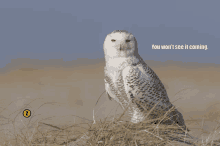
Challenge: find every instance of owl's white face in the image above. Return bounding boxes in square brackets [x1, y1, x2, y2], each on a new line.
[103, 31, 138, 60]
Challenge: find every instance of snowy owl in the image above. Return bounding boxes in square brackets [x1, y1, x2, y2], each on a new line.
[103, 30, 187, 130]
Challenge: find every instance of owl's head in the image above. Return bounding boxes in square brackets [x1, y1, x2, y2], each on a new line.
[103, 30, 139, 60]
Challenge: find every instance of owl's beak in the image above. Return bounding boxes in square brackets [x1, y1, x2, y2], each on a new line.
[120, 44, 122, 51]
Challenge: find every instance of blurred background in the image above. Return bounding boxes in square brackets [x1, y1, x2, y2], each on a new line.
[0, 0, 219, 142]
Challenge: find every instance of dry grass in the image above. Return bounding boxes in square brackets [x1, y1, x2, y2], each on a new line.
[1, 106, 220, 146]
[1, 94, 220, 146]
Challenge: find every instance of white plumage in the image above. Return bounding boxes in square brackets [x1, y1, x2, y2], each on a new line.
[103, 30, 187, 129]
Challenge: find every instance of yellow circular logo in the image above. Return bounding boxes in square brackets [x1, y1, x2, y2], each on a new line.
[23, 109, 31, 118]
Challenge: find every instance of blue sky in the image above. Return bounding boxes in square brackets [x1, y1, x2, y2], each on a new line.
[0, 0, 219, 68]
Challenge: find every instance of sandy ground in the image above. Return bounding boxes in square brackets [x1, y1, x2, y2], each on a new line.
[0, 58, 220, 143]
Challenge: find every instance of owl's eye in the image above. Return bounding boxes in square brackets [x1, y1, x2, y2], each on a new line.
[111, 39, 116, 42]
[126, 40, 130, 42]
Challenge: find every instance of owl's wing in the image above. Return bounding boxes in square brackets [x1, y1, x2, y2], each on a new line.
[121, 64, 172, 113]
[107, 93, 112, 100]
[121, 64, 187, 128]
[104, 66, 112, 101]
[104, 78, 112, 100]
